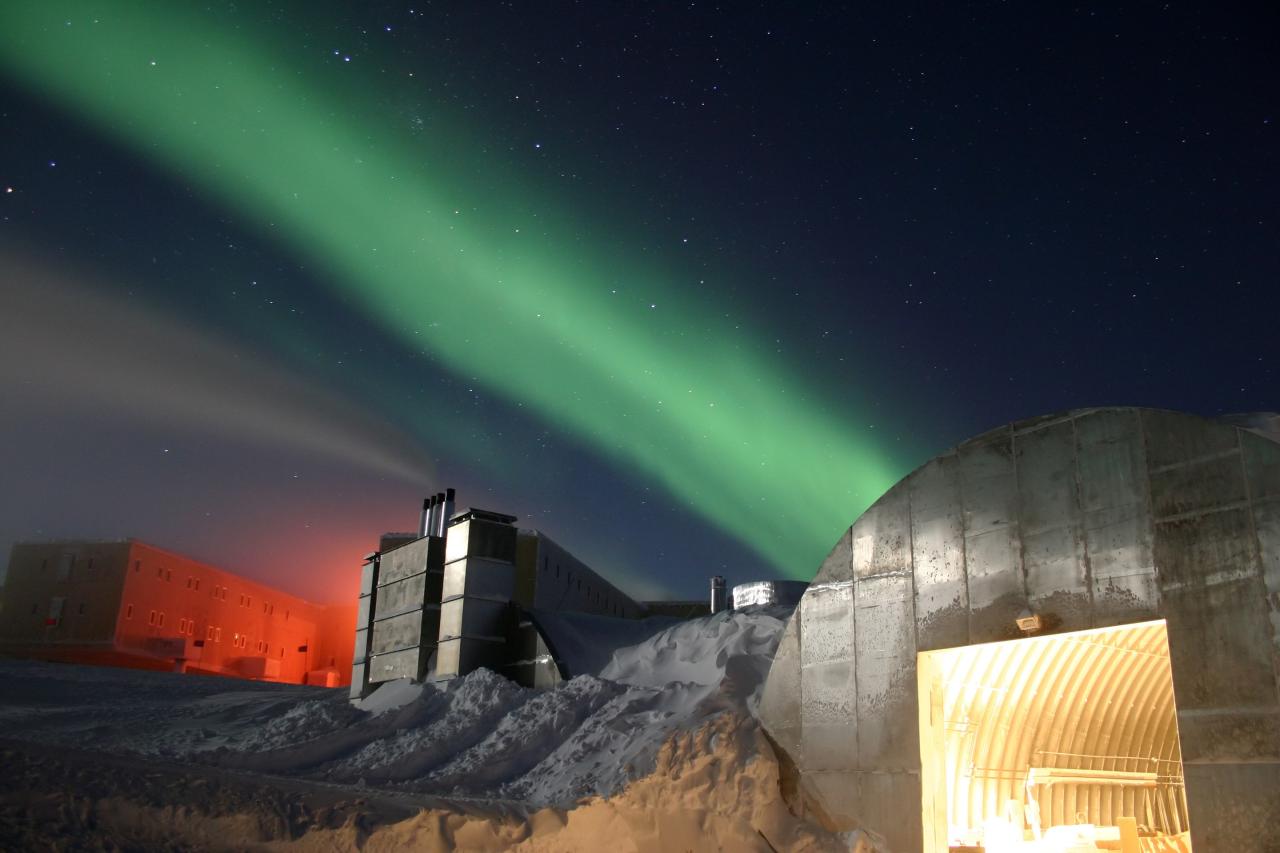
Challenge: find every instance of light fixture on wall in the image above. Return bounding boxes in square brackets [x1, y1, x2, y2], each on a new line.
[1015, 610, 1043, 634]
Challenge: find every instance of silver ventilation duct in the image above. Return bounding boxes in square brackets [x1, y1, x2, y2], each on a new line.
[710, 575, 728, 614]
[440, 488, 456, 535]
[432, 491, 446, 537]
[424, 494, 440, 535]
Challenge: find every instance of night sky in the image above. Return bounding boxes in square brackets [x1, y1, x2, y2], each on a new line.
[1, 2, 1275, 604]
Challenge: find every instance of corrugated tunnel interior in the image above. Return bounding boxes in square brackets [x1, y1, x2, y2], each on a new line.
[917, 620, 1192, 852]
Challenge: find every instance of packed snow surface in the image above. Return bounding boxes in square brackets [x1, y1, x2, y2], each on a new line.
[0, 607, 793, 807]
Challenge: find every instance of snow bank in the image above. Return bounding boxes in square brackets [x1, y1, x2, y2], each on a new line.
[0, 608, 794, 807]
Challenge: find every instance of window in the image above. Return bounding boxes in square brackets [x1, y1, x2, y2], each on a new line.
[133, 560, 140, 572]
[157, 567, 164, 579]
[78, 603, 85, 615]
[57, 554, 74, 581]
[178, 617, 185, 632]
[206, 626, 214, 640]
[269, 603, 274, 615]
[126, 604, 134, 620]
[165, 569, 172, 582]
[157, 612, 165, 627]
[148, 610, 157, 626]
[186, 577, 192, 589]
[194, 578, 200, 591]
[87, 558, 94, 571]
[245, 596, 251, 608]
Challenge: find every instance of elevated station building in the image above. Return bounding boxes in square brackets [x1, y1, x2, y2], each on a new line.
[0, 538, 355, 685]
[353, 492, 656, 696]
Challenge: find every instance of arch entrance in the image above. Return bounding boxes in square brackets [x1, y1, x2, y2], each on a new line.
[917, 620, 1192, 852]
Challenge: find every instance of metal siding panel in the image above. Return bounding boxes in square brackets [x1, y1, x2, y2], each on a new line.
[374, 572, 427, 619]
[965, 525, 1025, 642]
[812, 527, 852, 584]
[1254, 499, 1280, 663]
[1242, 430, 1280, 501]
[1164, 579, 1275, 711]
[1143, 408, 1238, 469]
[800, 582, 854, 666]
[1085, 505, 1159, 622]
[855, 574, 917, 769]
[857, 771, 923, 853]
[1154, 507, 1259, 591]
[855, 488, 911, 579]
[368, 646, 425, 683]
[1185, 763, 1280, 852]
[379, 539, 431, 585]
[911, 454, 969, 651]
[370, 610, 423, 656]
[800, 660, 858, 770]
[438, 599, 464, 639]
[1075, 409, 1146, 513]
[759, 615, 802, 756]
[959, 429, 1018, 536]
[1149, 453, 1248, 520]
[1016, 420, 1079, 535]
[435, 637, 462, 679]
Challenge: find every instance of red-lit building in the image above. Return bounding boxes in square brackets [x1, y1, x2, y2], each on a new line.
[0, 539, 354, 685]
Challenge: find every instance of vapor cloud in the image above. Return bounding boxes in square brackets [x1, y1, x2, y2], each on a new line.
[0, 251, 433, 483]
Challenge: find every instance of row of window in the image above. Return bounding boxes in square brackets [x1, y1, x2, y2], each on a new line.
[540, 556, 625, 616]
[123, 605, 286, 657]
[132, 565, 290, 619]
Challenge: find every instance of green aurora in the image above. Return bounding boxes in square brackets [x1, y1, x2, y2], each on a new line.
[0, 2, 909, 578]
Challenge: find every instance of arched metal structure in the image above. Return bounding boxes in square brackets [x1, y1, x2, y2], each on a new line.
[757, 407, 1280, 851]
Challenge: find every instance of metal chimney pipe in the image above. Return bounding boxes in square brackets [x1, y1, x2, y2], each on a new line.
[440, 488, 456, 535]
[424, 494, 440, 535]
[432, 491, 446, 537]
[425, 494, 439, 538]
[710, 575, 727, 614]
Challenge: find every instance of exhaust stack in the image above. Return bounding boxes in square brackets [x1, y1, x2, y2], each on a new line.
[710, 575, 728, 614]
[424, 494, 440, 535]
[432, 492, 446, 537]
[426, 494, 440, 538]
[439, 488, 456, 535]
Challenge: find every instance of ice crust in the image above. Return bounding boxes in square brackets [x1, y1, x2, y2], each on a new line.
[0, 607, 792, 807]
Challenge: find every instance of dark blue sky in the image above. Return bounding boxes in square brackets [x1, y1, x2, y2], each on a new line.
[1, 2, 1275, 603]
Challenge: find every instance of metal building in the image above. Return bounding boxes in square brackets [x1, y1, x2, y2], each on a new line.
[731, 579, 809, 610]
[351, 493, 649, 698]
[757, 407, 1280, 852]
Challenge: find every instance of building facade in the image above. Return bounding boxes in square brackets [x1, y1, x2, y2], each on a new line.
[1, 539, 354, 685]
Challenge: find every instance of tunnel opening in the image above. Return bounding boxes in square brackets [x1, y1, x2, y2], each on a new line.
[917, 620, 1192, 852]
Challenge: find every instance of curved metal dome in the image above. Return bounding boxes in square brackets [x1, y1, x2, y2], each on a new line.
[757, 407, 1280, 851]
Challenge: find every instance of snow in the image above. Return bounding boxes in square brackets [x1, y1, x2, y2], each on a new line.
[1, 606, 864, 850]
[0, 608, 792, 805]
